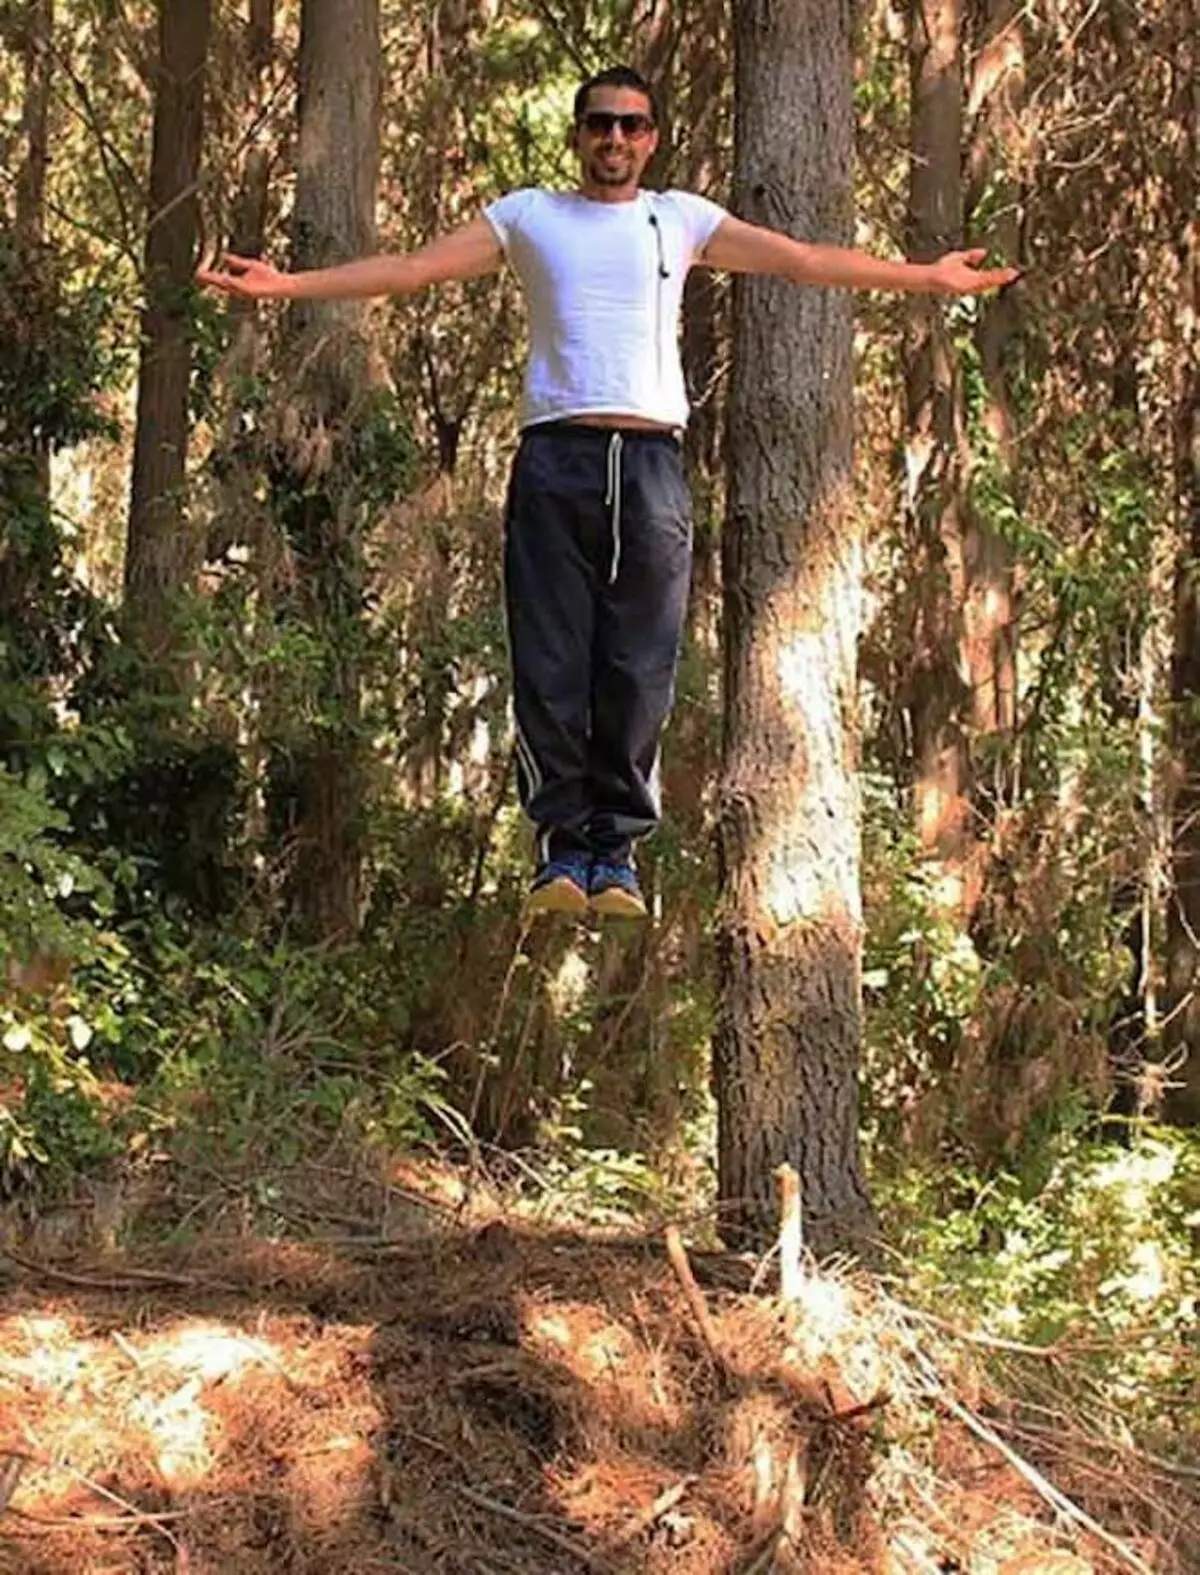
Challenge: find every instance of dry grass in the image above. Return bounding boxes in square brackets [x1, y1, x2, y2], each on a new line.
[0, 1163, 1195, 1574]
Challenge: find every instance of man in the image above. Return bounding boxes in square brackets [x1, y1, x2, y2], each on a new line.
[199, 65, 1017, 922]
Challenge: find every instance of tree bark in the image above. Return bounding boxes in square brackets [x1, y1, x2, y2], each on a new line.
[714, 0, 876, 1257]
[266, 0, 381, 943]
[14, 0, 52, 256]
[902, 0, 972, 891]
[965, 0, 1022, 752]
[1165, 0, 1200, 1124]
[124, 0, 212, 668]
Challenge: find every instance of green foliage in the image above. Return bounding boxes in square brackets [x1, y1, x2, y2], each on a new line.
[882, 1125, 1200, 1420]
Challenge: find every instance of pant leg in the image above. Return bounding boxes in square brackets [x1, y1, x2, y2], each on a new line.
[587, 436, 693, 859]
[504, 429, 604, 860]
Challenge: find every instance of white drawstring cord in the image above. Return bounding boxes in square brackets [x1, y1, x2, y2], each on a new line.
[605, 431, 624, 584]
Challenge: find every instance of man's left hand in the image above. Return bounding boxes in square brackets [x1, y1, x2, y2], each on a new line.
[926, 248, 1021, 295]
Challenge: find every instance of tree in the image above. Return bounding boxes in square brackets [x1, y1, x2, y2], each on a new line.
[901, 0, 972, 901]
[714, 0, 876, 1255]
[1165, 0, 1200, 1124]
[124, 0, 213, 668]
[264, 0, 382, 942]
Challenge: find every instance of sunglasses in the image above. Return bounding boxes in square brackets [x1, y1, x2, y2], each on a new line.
[579, 110, 655, 139]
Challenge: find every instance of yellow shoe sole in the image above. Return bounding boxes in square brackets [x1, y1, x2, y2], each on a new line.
[523, 875, 589, 919]
[588, 885, 648, 919]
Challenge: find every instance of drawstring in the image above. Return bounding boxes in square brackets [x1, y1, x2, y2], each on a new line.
[604, 431, 624, 585]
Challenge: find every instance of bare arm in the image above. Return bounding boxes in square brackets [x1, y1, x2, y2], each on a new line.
[196, 216, 503, 301]
[701, 214, 1019, 295]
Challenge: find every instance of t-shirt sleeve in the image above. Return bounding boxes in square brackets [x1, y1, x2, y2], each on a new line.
[669, 190, 729, 260]
[482, 188, 536, 255]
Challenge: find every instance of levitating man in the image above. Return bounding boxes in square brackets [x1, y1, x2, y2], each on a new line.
[199, 65, 1017, 921]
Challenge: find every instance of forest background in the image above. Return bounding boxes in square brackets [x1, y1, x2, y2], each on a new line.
[0, 0, 1197, 1527]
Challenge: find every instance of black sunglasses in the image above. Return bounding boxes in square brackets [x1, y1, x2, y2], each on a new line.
[579, 110, 655, 139]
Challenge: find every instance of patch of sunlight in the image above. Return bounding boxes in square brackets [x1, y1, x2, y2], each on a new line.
[1087, 1138, 1176, 1202]
[4, 1316, 87, 1389]
[448, 758, 464, 794]
[1099, 1239, 1166, 1304]
[547, 947, 590, 1017]
[793, 1272, 850, 1348]
[776, 631, 824, 713]
[148, 1319, 280, 1382]
[130, 1375, 213, 1487]
[765, 853, 824, 927]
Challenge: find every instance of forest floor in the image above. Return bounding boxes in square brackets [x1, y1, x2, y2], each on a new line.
[0, 1155, 1194, 1575]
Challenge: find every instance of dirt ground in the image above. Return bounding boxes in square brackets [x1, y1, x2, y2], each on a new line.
[0, 1165, 1194, 1574]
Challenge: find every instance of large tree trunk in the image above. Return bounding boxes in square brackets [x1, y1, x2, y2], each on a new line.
[902, 0, 972, 895]
[124, 0, 212, 667]
[265, 0, 380, 943]
[1165, 0, 1200, 1125]
[714, 0, 875, 1257]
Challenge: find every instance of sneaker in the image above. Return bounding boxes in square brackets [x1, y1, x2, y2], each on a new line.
[588, 857, 647, 918]
[523, 852, 590, 918]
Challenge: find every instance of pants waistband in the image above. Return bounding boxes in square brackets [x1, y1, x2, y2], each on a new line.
[521, 419, 681, 448]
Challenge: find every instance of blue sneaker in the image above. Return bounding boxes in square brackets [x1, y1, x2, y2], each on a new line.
[524, 852, 590, 918]
[588, 857, 647, 918]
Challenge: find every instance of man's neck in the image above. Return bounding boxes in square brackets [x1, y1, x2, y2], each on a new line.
[577, 181, 642, 204]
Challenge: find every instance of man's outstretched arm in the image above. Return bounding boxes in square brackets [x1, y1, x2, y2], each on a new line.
[196, 216, 503, 301]
[702, 214, 1019, 295]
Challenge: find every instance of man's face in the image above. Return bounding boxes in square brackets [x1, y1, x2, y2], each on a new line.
[573, 85, 659, 192]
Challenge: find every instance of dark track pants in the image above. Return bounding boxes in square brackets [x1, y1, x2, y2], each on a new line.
[504, 421, 693, 864]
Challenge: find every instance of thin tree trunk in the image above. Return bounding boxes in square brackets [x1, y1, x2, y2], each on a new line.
[266, 0, 380, 943]
[0, 0, 55, 675]
[124, 0, 212, 668]
[965, 0, 1021, 756]
[714, 0, 876, 1257]
[903, 0, 972, 891]
[1165, 0, 1200, 1124]
[14, 0, 52, 256]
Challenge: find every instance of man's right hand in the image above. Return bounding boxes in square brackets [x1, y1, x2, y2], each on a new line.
[196, 252, 294, 299]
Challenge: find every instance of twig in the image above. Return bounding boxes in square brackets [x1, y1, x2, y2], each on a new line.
[775, 1163, 802, 1303]
[609, 1476, 695, 1550]
[0, 1247, 238, 1294]
[664, 1226, 731, 1379]
[457, 1485, 607, 1572]
[0, 1454, 26, 1515]
[6, 1507, 186, 1531]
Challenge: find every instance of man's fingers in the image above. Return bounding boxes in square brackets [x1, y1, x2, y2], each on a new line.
[963, 247, 989, 265]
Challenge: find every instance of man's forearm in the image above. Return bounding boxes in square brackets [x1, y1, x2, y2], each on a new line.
[785, 242, 934, 293]
[277, 253, 422, 300]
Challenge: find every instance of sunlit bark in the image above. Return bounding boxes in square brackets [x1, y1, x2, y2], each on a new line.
[714, 0, 876, 1256]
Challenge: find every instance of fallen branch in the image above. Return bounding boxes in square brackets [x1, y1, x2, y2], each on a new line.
[913, 1350, 1156, 1575]
[457, 1484, 607, 1572]
[664, 1226, 731, 1379]
[0, 1247, 238, 1294]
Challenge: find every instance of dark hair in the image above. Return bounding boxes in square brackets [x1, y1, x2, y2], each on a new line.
[573, 65, 657, 125]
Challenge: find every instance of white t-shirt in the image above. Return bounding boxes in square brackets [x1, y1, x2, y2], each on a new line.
[483, 187, 727, 429]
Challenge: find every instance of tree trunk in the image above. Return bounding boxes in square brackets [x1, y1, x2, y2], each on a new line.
[903, 0, 972, 893]
[714, 0, 876, 1257]
[1165, 0, 1200, 1124]
[0, 0, 55, 678]
[14, 0, 52, 255]
[124, 0, 212, 668]
[266, 0, 380, 943]
[965, 0, 1022, 754]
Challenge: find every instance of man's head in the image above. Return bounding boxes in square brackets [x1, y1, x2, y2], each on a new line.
[572, 66, 659, 197]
